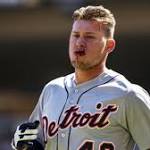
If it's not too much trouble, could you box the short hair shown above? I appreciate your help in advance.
[72,5,116,38]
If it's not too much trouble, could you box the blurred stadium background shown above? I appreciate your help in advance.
[0,0,149,149]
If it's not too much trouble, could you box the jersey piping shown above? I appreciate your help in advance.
[56,77,69,150]
[66,75,119,150]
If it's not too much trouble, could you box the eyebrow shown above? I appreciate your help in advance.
[72,31,96,35]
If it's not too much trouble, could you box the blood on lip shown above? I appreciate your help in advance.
[74,51,85,56]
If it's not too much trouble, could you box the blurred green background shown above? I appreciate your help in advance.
[0,0,150,149]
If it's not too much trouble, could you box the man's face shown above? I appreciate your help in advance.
[69,20,110,71]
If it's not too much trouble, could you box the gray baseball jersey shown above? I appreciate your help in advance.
[29,69,150,150]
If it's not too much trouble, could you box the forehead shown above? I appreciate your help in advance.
[72,20,102,33]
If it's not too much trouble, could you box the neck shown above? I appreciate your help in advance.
[75,65,107,85]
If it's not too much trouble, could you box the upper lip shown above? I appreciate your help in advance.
[75,47,86,52]
[74,48,86,56]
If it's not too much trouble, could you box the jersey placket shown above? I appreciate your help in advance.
[56,71,119,150]
[57,76,102,150]
[57,85,81,150]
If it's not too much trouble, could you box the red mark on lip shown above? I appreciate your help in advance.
[74,51,85,56]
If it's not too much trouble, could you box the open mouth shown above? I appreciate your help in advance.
[74,51,85,56]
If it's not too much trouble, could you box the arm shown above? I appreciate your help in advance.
[125,88,150,150]
[11,86,47,150]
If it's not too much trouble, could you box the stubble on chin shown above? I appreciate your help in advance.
[71,60,99,71]
[71,60,86,70]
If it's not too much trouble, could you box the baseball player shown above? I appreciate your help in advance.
[11,5,150,150]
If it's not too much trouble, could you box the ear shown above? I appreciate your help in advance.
[106,39,116,53]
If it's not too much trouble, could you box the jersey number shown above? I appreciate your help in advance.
[78,140,114,150]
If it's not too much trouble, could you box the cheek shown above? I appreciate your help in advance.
[88,42,106,57]
[88,41,103,51]
[97,41,106,51]
[69,38,75,49]
[69,41,74,57]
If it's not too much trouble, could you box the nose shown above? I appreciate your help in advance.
[76,37,86,48]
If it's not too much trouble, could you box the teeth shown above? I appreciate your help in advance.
[74,47,86,56]
[78,48,86,51]
[76,50,84,52]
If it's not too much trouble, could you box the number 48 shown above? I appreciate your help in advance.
[78,140,114,150]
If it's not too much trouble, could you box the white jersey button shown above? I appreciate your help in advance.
[69,100,74,104]
[61,133,65,138]
[75,89,78,93]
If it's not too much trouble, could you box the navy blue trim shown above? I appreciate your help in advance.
[56,77,69,150]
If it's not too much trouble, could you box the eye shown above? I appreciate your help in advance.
[72,33,80,38]
[85,35,95,39]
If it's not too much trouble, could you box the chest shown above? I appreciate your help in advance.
[42,87,121,134]
[41,85,133,150]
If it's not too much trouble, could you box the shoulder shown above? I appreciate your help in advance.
[105,70,134,95]
[45,76,65,88]
[126,84,150,106]
[111,70,150,105]
[42,73,74,92]
[107,70,150,101]
[37,73,74,104]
